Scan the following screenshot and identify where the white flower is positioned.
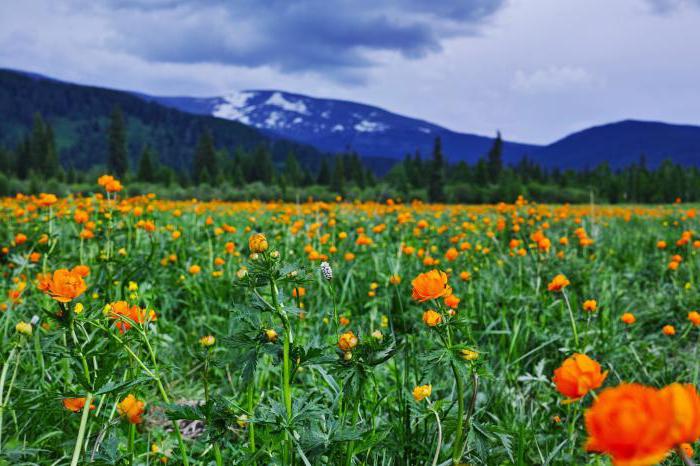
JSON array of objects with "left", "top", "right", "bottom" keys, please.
[{"left": 320, "top": 261, "right": 333, "bottom": 280}]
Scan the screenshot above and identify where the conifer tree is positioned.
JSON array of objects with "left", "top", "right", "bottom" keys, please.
[
  {"left": 108, "top": 106, "right": 128, "bottom": 176},
  {"left": 138, "top": 145, "right": 157, "bottom": 182},
  {"left": 428, "top": 137, "right": 446, "bottom": 203},
  {"left": 193, "top": 130, "right": 217, "bottom": 183}
]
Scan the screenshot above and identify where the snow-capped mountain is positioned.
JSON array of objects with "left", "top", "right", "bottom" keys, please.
[{"left": 150, "top": 90, "right": 541, "bottom": 163}]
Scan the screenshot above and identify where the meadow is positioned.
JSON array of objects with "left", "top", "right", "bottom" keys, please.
[{"left": 0, "top": 175, "right": 699, "bottom": 465}]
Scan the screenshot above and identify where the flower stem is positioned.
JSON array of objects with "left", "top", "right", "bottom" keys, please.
[
  {"left": 563, "top": 291, "right": 579, "bottom": 349},
  {"left": 450, "top": 361, "right": 465, "bottom": 464},
  {"left": 70, "top": 392, "right": 93, "bottom": 466},
  {"left": 428, "top": 403, "right": 443, "bottom": 466}
]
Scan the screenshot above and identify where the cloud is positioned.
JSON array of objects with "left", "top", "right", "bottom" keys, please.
[
  {"left": 645, "top": 0, "right": 700, "bottom": 13},
  {"left": 83, "top": 0, "right": 506, "bottom": 82},
  {"left": 510, "top": 66, "right": 600, "bottom": 94}
]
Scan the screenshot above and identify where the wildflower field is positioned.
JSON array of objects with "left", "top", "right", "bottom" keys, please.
[{"left": 1, "top": 178, "right": 700, "bottom": 466}]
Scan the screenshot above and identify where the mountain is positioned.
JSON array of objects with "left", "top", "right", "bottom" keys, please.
[
  {"left": 146, "top": 90, "right": 541, "bottom": 164},
  {"left": 529, "top": 120, "right": 700, "bottom": 169},
  {"left": 0, "top": 69, "right": 336, "bottom": 173}
]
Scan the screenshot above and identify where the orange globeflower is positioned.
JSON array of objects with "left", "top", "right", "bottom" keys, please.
[
  {"left": 411, "top": 270, "right": 452, "bottom": 302},
  {"left": 72, "top": 264, "right": 90, "bottom": 277},
  {"left": 621, "top": 312, "right": 636, "bottom": 324},
  {"left": 661, "top": 383, "right": 700, "bottom": 446},
  {"left": 688, "top": 311, "right": 700, "bottom": 326},
  {"left": 14, "top": 233, "right": 27, "bottom": 245},
  {"left": 552, "top": 353, "right": 608, "bottom": 400},
  {"left": 38, "top": 269, "right": 87, "bottom": 303},
  {"left": 63, "top": 397, "right": 95, "bottom": 413},
  {"left": 338, "top": 331, "right": 358, "bottom": 352},
  {"left": 422, "top": 309, "right": 442, "bottom": 327},
  {"left": 412, "top": 384, "right": 432, "bottom": 402},
  {"left": 662, "top": 325, "right": 676, "bottom": 336},
  {"left": 248, "top": 233, "right": 268, "bottom": 253},
  {"left": 585, "top": 383, "right": 675, "bottom": 466},
  {"left": 118, "top": 394, "right": 145, "bottom": 424},
  {"left": 107, "top": 301, "right": 156, "bottom": 333},
  {"left": 37, "top": 193, "right": 58, "bottom": 207},
  {"left": 547, "top": 274, "right": 570, "bottom": 292},
  {"left": 444, "top": 294, "right": 460, "bottom": 309},
  {"left": 582, "top": 300, "right": 597, "bottom": 312}
]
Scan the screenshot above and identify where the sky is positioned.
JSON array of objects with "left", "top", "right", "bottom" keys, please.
[{"left": 1, "top": 0, "right": 699, "bottom": 144}]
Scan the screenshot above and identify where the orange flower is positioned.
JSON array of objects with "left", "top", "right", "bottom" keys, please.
[
  {"left": 444, "top": 294, "right": 460, "bottom": 309},
  {"left": 688, "top": 311, "right": 700, "bottom": 326},
  {"left": 585, "top": 384, "right": 675, "bottom": 466},
  {"left": 38, "top": 269, "right": 87, "bottom": 303},
  {"left": 662, "top": 325, "right": 676, "bottom": 336},
  {"left": 661, "top": 383, "right": 700, "bottom": 446},
  {"left": 621, "top": 312, "right": 636, "bottom": 324},
  {"left": 339, "top": 316, "right": 350, "bottom": 326},
  {"left": 14, "top": 233, "right": 27, "bottom": 245},
  {"left": 444, "top": 247, "right": 459, "bottom": 261},
  {"left": 72, "top": 265, "right": 90, "bottom": 277},
  {"left": 582, "top": 299, "right": 597, "bottom": 312},
  {"left": 63, "top": 397, "right": 95, "bottom": 413},
  {"left": 248, "top": 233, "right": 268, "bottom": 253},
  {"left": 412, "top": 384, "right": 432, "bottom": 402},
  {"left": 422, "top": 309, "right": 442, "bottom": 327},
  {"left": 188, "top": 265, "right": 201, "bottom": 275},
  {"left": 411, "top": 270, "right": 452, "bottom": 302},
  {"left": 657, "top": 240, "right": 667, "bottom": 249},
  {"left": 337, "top": 331, "right": 358, "bottom": 352},
  {"left": 118, "top": 394, "right": 145, "bottom": 424},
  {"left": 292, "top": 287, "right": 306, "bottom": 298},
  {"left": 107, "top": 301, "right": 156, "bottom": 333},
  {"left": 37, "top": 193, "right": 58, "bottom": 207},
  {"left": 552, "top": 353, "right": 607, "bottom": 400},
  {"left": 547, "top": 274, "right": 570, "bottom": 292}
]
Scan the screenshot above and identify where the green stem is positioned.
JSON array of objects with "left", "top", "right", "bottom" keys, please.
[
  {"left": 269, "top": 278, "right": 293, "bottom": 464},
  {"left": 429, "top": 404, "right": 443, "bottom": 466},
  {"left": 247, "top": 383, "right": 256, "bottom": 456},
  {"left": 562, "top": 291, "right": 579, "bottom": 349},
  {"left": 450, "top": 362, "right": 465, "bottom": 465},
  {"left": 70, "top": 392, "right": 93, "bottom": 466},
  {"left": 0, "top": 347, "right": 17, "bottom": 454}
]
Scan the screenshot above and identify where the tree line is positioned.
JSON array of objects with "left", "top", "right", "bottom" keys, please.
[{"left": 1, "top": 107, "right": 699, "bottom": 203}]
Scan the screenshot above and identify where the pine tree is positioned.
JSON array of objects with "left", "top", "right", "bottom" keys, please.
[
  {"left": 251, "top": 146, "right": 274, "bottom": 183},
  {"left": 487, "top": 131, "right": 503, "bottom": 183},
  {"left": 317, "top": 158, "right": 331, "bottom": 185},
  {"left": 15, "top": 137, "right": 31, "bottom": 179},
  {"left": 137, "top": 145, "right": 157, "bottom": 182},
  {"left": 285, "top": 152, "right": 303, "bottom": 186},
  {"left": 43, "top": 124, "right": 61, "bottom": 177},
  {"left": 192, "top": 130, "right": 217, "bottom": 183},
  {"left": 108, "top": 106, "right": 128, "bottom": 177},
  {"left": 428, "top": 137, "right": 446, "bottom": 203},
  {"left": 331, "top": 156, "right": 345, "bottom": 195}
]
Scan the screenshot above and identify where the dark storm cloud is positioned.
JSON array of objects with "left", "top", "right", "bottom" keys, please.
[{"left": 92, "top": 0, "right": 505, "bottom": 80}]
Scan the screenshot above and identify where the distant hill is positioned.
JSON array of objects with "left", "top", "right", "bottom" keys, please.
[
  {"left": 146, "top": 90, "right": 541, "bottom": 164},
  {"left": 0, "top": 69, "right": 340, "bottom": 174},
  {"left": 529, "top": 120, "right": 700, "bottom": 169},
  {"left": 2, "top": 68, "right": 700, "bottom": 174}
]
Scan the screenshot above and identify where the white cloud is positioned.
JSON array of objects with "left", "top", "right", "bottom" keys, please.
[{"left": 511, "top": 66, "right": 601, "bottom": 94}]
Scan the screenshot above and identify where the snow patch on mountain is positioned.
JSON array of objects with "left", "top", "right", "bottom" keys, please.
[
  {"left": 354, "top": 120, "right": 387, "bottom": 132},
  {"left": 212, "top": 91, "right": 258, "bottom": 124},
  {"left": 265, "top": 92, "right": 308, "bottom": 114}
]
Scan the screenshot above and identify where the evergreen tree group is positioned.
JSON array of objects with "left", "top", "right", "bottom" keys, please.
[{"left": 2, "top": 107, "right": 700, "bottom": 204}]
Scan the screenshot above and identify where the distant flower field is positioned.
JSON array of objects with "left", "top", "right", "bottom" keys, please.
[{"left": 1, "top": 177, "right": 699, "bottom": 465}]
